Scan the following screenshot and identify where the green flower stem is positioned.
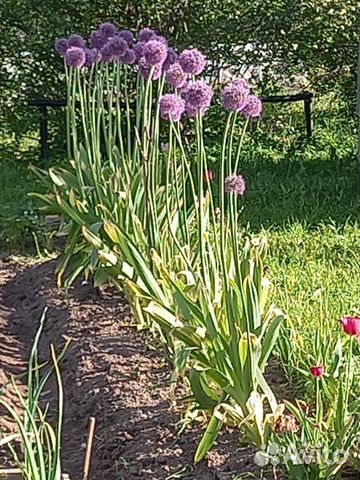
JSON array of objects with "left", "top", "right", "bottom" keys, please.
[
  {"left": 344, "top": 336, "right": 354, "bottom": 418},
  {"left": 115, "top": 61, "right": 126, "bottom": 169},
  {"left": 65, "top": 61, "right": 71, "bottom": 160},
  {"left": 124, "top": 65, "right": 132, "bottom": 164}
]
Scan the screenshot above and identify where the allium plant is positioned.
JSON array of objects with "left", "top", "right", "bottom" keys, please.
[{"left": 34, "top": 23, "right": 280, "bottom": 465}]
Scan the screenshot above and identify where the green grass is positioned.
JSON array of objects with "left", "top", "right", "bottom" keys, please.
[
  {"left": 237, "top": 95, "right": 359, "bottom": 392},
  {"left": 0, "top": 140, "right": 51, "bottom": 253}
]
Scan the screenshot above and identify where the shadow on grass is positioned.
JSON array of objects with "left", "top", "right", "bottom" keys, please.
[{"left": 240, "top": 150, "right": 359, "bottom": 230}]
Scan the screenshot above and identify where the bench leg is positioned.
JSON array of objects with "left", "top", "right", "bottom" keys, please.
[{"left": 40, "top": 105, "right": 48, "bottom": 159}]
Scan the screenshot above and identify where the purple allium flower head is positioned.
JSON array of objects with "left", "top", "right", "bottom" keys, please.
[
  {"left": 84, "top": 48, "right": 98, "bottom": 68},
  {"left": 100, "top": 44, "right": 113, "bottom": 63},
  {"left": 221, "top": 79, "right": 250, "bottom": 112},
  {"left": 66, "top": 46, "right": 86, "bottom": 68},
  {"left": 138, "top": 27, "right": 155, "bottom": 43},
  {"left": 241, "top": 94, "right": 263, "bottom": 118},
  {"left": 119, "top": 29, "right": 134, "bottom": 45},
  {"left": 184, "top": 80, "right": 213, "bottom": 110},
  {"left": 179, "top": 48, "right": 206, "bottom": 75},
  {"left": 108, "top": 35, "right": 128, "bottom": 58},
  {"left": 186, "top": 103, "right": 209, "bottom": 118},
  {"left": 67, "top": 34, "right": 86, "bottom": 49},
  {"left": 121, "top": 49, "right": 136, "bottom": 65},
  {"left": 154, "top": 35, "right": 168, "bottom": 46},
  {"left": 165, "top": 63, "right": 187, "bottom": 88},
  {"left": 160, "top": 94, "right": 185, "bottom": 122},
  {"left": 99, "top": 22, "right": 117, "bottom": 39},
  {"left": 163, "top": 47, "right": 178, "bottom": 71},
  {"left": 224, "top": 174, "right": 246, "bottom": 196},
  {"left": 133, "top": 41, "right": 146, "bottom": 61},
  {"left": 178, "top": 81, "right": 190, "bottom": 94},
  {"left": 90, "top": 30, "right": 107, "bottom": 49},
  {"left": 161, "top": 142, "right": 169, "bottom": 153},
  {"left": 143, "top": 39, "right": 168, "bottom": 65},
  {"left": 232, "top": 78, "right": 250, "bottom": 90},
  {"left": 55, "top": 37, "right": 68, "bottom": 55},
  {"left": 138, "top": 58, "right": 162, "bottom": 80}
]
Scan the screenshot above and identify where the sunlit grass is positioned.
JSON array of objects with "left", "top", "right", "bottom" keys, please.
[{"left": 237, "top": 96, "right": 359, "bottom": 394}]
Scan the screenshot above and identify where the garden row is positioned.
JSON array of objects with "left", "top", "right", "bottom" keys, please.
[{"left": 4, "top": 22, "right": 359, "bottom": 479}]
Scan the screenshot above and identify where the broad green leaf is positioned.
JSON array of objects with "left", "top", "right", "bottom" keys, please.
[
  {"left": 259, "top": 313, "right": 284, "bottom": 371},
  {"left": 189, "top": 369, "right": 218, "bottom": 409},
  {"left": 194, "top": 413, "right": 223, "bottom": 463}
]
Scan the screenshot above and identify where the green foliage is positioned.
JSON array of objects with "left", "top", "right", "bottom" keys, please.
[
  {"left": 30, "top": 47, "right": 287, "bottom": 464},
  {"left": 0, "top": 156, "right": 53, "bottom": 253},
  {"left": 0, "top": 0, "right": 357, "bottom": 145},
  {"left": 270, "top": 337, "right": 360, "bottom": 479}
]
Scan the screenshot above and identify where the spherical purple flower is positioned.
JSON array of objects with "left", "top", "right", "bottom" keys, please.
[
  {"left": 161, "top": 142, "right": 169, "bottom": 153},
  {"left": 133, "top": 41, "right": 146, "bottom": 61},
  {"left": 54, "top": 37, "right": 68, "bottom": 55},
  {"left": 143, "top": 39, "right": 168, "bottom": 66},
  {"left": 108, "top": 36, "right": 128, "bottom": 58},
  {"left": 121, "top": 49, "right": 136, "bottom": 65},
  {"left": 165, "top": 63, "right": 187, "bottom": 88},
  {"left": 184, "top": 80, "right": 213, "bottom": 110},
  {"left": 99, "top": 22, "right": 117, "bottom": 39},
  {"left": 221, "top": 80, "right": 250, "bottom": 112},
  {"left": 90, "top": 30, "right": 107, "bottom": 49},
  {"left": 241, "top": 95, "right": 263, "bottom": 118},
  {"left": 224, "top": 174, "right": 246, "bottom": 196},
  {"left": 65, "top": 46, "right": 86, "bottom": 68},
  {"left": 232, "top": 78, "right": 250, "bottom": 90},
  {"left": 160, "top": 94, "right": 185, "bottom": 122},
  {"left": 178, "top": 81, "right": 190, "bottom": 94},
  {"left": 119, "top": 29, "right": 134, "bottom": 44},
  {"left": 154, "top": 35, "right": 168, "bottom": 46},
  {"left": 138, "top": 58, "right": 162, "bottom": 80},
  {"left": 186, "top": 103, "right": 209, "bottom": 118},
  {"left": 179, "top": 48, "right": 206, "bottom": 75},
  {"left": 138, "top": 28, "right": 155, "bottom": 43},
  {"left": 100, "top": 44, "right": 113, "bottom": 63},
  {"left": 84, "top": 48, "right": 98, "bottom": 68},
  {"left": 67, "top": 34, "right": 86, "bottom": 49},
  {"left": 163, "top": 47, "right": 178, "bottom": 71}
]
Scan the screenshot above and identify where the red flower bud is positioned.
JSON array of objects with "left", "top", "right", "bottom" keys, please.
[
  {"left": 310, "top": 366, "right": 324, "bottom": 378},
  {"left": 340, "top": 316, "right": 360, "bottom": 337}
]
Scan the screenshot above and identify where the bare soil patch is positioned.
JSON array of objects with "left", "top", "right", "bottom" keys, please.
[{"left": 0, "top": 258, "right": 265, "bottom": 480}]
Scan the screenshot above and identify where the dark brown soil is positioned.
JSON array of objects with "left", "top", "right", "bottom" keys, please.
[{"left": 0, "top": 258, "right": 270, "bottom": 480}]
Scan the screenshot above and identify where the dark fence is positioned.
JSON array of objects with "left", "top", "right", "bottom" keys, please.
[{"left": 28, "top": 91, "right": 314, "bottom": 159}]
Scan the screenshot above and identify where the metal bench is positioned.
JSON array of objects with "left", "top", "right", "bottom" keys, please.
[{"left": 28, "top": 91, "right": 313, "bottom": 159}]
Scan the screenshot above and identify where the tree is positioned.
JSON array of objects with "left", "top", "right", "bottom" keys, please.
[{"left": 0, "top": 0, "right": 357, "bottom": 145}]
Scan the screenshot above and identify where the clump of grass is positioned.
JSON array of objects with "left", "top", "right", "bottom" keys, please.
[{"left": 0, "top": 157, "right": 52, "bottom": 253}]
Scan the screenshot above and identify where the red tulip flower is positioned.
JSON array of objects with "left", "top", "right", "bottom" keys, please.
[
  {"left": 340, "top": 316, "right": 360, "bottom": 337},
  {"left": 203, "top": 169, "right": 215, "bottom": 183},
  {"left": 310, "top": 366, "right": 324, "bottom": 379}
]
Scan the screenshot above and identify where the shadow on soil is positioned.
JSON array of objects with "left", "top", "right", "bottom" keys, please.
[{"left": 0, "top": 259, "right": 261, "bottom": 480}]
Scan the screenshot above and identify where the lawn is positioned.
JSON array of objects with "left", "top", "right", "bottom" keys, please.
[{"left": 239, "top": 96, "right": 359, "bottom": 392}]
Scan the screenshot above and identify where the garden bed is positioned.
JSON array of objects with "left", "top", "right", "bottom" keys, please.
[{"left": 0, "top": 258, "right": 264, "bottom": 480}]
